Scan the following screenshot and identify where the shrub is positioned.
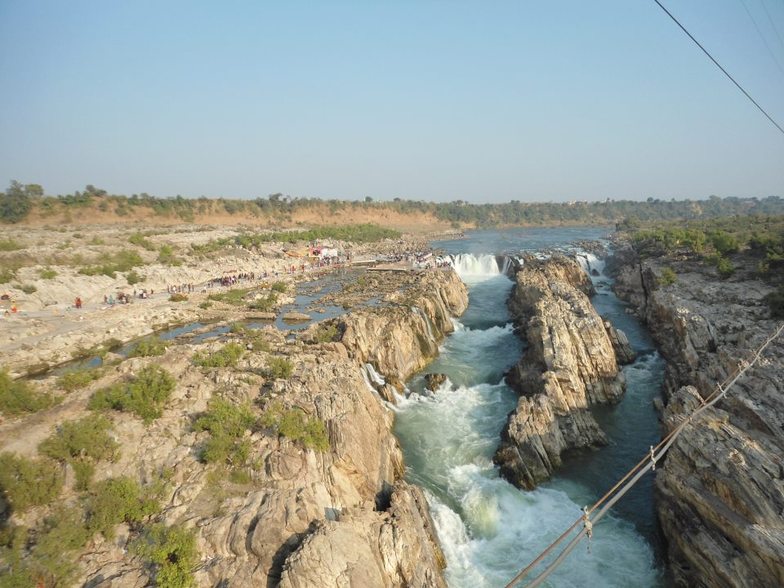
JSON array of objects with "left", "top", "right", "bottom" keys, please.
[
  {"left": 130, "top": 336, "right": 168, "bottom": 357},
  {"left": 194, "top": 398, "right": 256, "bottom": 466},
  {"left": 198, "top": 301, "right": 212, "bottom": 309},
  {"left": 89, "top": 365, "right": 176, "bottom": 423},
  {"left": 0, "top": 370, "right": 58, "bottom": 416},
  {"left": 132, "top": 524, "right": 197, "bottom": 588},
  {"left": 1, "top": 507, "right": 91, "bottom": 587},
  {"left": 716, "top": 256, "right": 735, "bottom": 279},
  {"left": 128, "top": 232, "right": 156, "bottom": 251},
  {"left": 229, "top": 324, "right": 271, "bottom": 351},
  {"left": 192, "top": 343, "right": 244, "bottom": 368},
  {"left": 313, "top": 323, "right": 340, "bottom": 343},
  {"left": 270, "top": 281, "right": 287, "bottom": 293},
  {"left": 0, "top": 453, "right": 63, "bottom": 511},
  {"left": 709, "top": 230, "right": 739, "bottom": 255},
  {"left": 126, "top": 269, "right": 144, "bottom": 284},
  {"left": 157, "top": 244, "right": 182, "bottom": 266},
  {"left": 38, "top": 267, "right": 57, "bottom": 279},
  {"left": 86, "top": 477, "right": 161, "bottom": 539},
  {"left": 265, "top": 356, "right": 293, "bottom": 379},
  {"left": 39, "top": 414, "right": 118, "bottom": 489},
  {"left": 169, "top": 293, "right": 188, "bottom": 302},
  {"left": 260, "top": 403, "right": 329, "bottom": 451},
  {"left": 658, "top": 267, "right": 677, "bottom": 286},
  {"left": 248, "top": 293, "right": 277, "bottom": 311},
  {"left": 57, "top": 367, "right": 102, "bottom": 392},
  {"left": 19, "top": 284, "right": 36, "bottom": 294}
]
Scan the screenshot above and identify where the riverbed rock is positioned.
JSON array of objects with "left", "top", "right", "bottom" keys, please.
[
  {"left": 495, "top": 255, "right": 625, "bottom": 489},
  {"left": 609, "top": 247, "right": 784, "bottom": 588},
  {"left": 424, "top": 373, "right": 448, "bottom": 392}
]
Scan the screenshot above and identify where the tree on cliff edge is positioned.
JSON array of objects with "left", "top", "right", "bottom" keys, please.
[{"left": 0, "top": 180, "right": 40, "bottom": 223}]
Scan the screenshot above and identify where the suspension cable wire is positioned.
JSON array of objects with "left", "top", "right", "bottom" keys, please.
[
  {"left": 504, "top": 322, "right": 784, "bottom": 588},
  {"left": 652, "top": 0, "right": 784, "bottom": 136},
  {"left": 760, "top": 0, "right": 784, "bottom": 52},
  {"left": 739, "top": 0, "right": 784, "bottom": 79}
]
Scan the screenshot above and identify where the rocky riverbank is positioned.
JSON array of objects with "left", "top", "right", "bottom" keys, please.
[
  {"left": 609, "top": 243, "right": 784, "bottom": 588},
  {"left": 0, "top": 268, "right": 467, "bottom": 587},
  {"left": 494, "top": 255, "right": 632, "bottom": 489}
]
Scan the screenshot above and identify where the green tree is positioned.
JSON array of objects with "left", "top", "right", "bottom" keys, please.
[{"left": 0, "top": 181, "right": 34, "bottom": 223}]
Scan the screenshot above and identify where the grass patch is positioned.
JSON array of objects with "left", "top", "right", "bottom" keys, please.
[
  {"left": 57, "top": 367, "right": 103, "bottom": 392},
  {"left": 192, "top": 342, "right": 244, "bottom": 368},
  {"left": 78, "top": 250, "right": 144, "bottom": 278},
  {"left": 0, "top": 369, "right": 59, "bottom": 416},
  {"left": 229, "top": 323, "right": 271, "bottom": 351},
  {"left": 0, "top": 238, "right": 22, "bottom": 252},
  {"left": 0, "top": 268, "right": 15, "bottom": 283},
  {"left": 208, "top": 287, "right": 250, "bottom": 306},
  {"left": 0, "top": 453, "right": 63, "bottom": 512},
  {"left": 39, "top": 414, "right": 119, "bottom": 490},
  {"left": 198, "top": 301, "right": 212, "bottom": 309},
  {"left": 260, "top": 402, "right": 329, "bottom": 451},
  {"left": 89, "top": 365, "right": 176, "bottom": 423},
  {"left": 38, "top": 267, "right": 57, "bottom": 279},
  {"left": 194, "top": 398, "right": 256, "bottom": 466},
  {"left": 128, "top": 232, "right": 156, "bottom": 251},
  {"left": 132, "top": 524, "right": 197, "bottom": 588},
  {"left": 129, "top": 336, "right": 168, "bottom": 357},
  {"left": 265, "top": 356, "right": 293, "bottom": 379},
  {"left": 270, "top": 281, "right": 287, "bottom": 293},
  {"left": 170, "top": 292, "right": 188, "bottom": 302},
  {"left": 248, "top": 292, "right": 277, "bottom": 311},
  {"left": 658, "top": 267, "right": 677, "bottom": 286}
]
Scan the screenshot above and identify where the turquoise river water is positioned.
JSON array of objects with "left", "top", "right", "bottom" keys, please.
[{"left": 393, "top": 228, "right": 665, "bottom": 587}]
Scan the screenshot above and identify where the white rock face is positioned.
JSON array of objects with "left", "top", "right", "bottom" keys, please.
[{"left": 495, "top": 256, "right": 626, "bottom": 489}]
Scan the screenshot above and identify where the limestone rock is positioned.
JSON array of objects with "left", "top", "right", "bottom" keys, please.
[{"left": 495, "top": 255, "right": 624, "bottom": 489}]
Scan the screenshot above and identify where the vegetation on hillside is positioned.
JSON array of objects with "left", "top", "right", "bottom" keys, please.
[
  {"left": 5, "top": 180, "right": 784, "bottom": 228},
  {"left": 89, "top": 365, "right": 176, "bottom": 423}
]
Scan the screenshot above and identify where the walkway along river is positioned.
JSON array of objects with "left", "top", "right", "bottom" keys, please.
[{"left": 393, "top": 228, "right": 665, "bottom": 587}]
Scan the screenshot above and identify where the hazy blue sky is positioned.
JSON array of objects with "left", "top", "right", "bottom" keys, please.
[{"left": 1, "top": 0, "right": 782, "bottom": 202}]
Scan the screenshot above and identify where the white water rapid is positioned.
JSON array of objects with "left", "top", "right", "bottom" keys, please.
[{"left": 395, "top": 244, "right": 663, "bottom": 587}]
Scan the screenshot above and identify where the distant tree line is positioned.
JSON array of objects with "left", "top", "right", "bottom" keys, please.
[{"left": 2, "top": 180, "right": 783, "bottom": 226}]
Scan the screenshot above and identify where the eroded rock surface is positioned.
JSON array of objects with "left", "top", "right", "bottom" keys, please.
[
  {"left": 494, "top": 256, "right": 627, "bottom": 489},
  {"left": 0, "top": 268, "right": 467, "bottom": 587},
  {"left": 611, "top": 245, "right": 784, "bottom": 588}
]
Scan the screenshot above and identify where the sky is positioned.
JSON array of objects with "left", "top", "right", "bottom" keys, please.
[{"left": 0, "top": 0, "right": 783, "bottom": 203}]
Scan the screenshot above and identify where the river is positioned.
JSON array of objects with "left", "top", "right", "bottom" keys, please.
[{"left": 393, "top": 228, "right": 664, "bottom": 587}]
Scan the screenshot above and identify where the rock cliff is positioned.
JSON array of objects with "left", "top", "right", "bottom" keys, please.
[
  {"left": 0, "top": 269, "right": 466, "bottom": 587},
  {"left": 611, "top": 245, "right": 784, "bottom": 588},
  {"left": 494, "top": 256, "right": 628, "bottom": 489}
]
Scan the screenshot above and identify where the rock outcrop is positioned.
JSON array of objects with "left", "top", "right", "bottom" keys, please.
[
  {"left": 611, "top": 245, "right": 784, "bottom": 588},
  {"left": 494, "top": 256, "right": 627, "bottom": 489},
  {"left": 1, "top": 268, "right": 468, "bottom": 587}
]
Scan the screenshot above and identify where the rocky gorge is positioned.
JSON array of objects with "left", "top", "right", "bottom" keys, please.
[
  {"left": 493, "top": 255, "right": 634, "bottom": 490},
  {"left": 609, "top": 243, "right": 784, "bottom": 587},
  {"left": 0, "top": 268, "right": 468, "bottom": 587}
]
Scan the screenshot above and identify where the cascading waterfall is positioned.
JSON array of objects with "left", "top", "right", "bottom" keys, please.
[{"left": 395, "top": 228, "right": 664, "bottom": 587}]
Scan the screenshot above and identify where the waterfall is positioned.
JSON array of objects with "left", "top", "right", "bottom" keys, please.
[{"left": 449, "top": 254, "right": 502, "bottom": 278}]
